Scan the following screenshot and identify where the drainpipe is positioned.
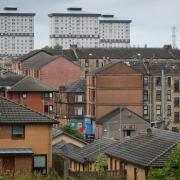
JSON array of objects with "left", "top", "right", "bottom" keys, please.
[{"left": 161, "top": 70, "right": 165, "bottom": 129}]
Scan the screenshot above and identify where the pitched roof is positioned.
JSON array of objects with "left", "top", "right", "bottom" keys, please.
[
  {"left": 22, "top": 51, "right": 56, "bottom": 69},
  {"left": 97, "top": 106, "right": 150, "bottom": 125},
  {"left": 63, "top": 79, "right": 86, "bottom": 92},
  {"left": 0, "top": 96, "right": 57, "bottom": 124},
  {"left": 9, "top": 76, "right": 56, "bottom": 92},
  {"left": 74, "top": 47, "right": 175, "bottom": 59},
  {"left": 65, "top": 138, "right": 117, "bottom": 163},
  {"left": 105, "top": 128, "right": 180, "bottom": 168},
  {"left": 0, "top": 72, "right": 24, "bottom": 87},
  {"left": 52, "top": 128, "right": 87, "bottom": 145},
  {"left": 53, "top": 141, "right": 80, "bottom": 157},
  {"left": 128, "top": 61, "right": 180, "bottom": 75}
]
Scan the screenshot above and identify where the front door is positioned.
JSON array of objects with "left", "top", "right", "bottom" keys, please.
[{"left": 3, "top": 157, "right": 15, "bottom": 172}]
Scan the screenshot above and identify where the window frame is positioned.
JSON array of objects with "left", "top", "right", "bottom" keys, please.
[
  {"left": 174, "top": 112, "right": 180, "bottom": 123},
  {"left": 44, "top": 92, "right": 53, "bottom": 99},
  {"left": 156, "top": 90, "right": 161, "bottom": 101},
  {"left": 156, "top": 105, "right": 161, "bottom": 116},
  {"left": 174, "top": 80, "right": 179, "bottom": 92},
  {"left": 12, "top": 125, "right": 25, "bottom": 139},
  {"left": 156, "top": 77, "right": 161, "bottom": 86},
  {"left": 174, "top": 97, "right": 179, "bottom": 108},
  {"left": 143, "top": 90, "right": 148, "bottom": 101},
  {"left": 143, "top": 105, "right": 149, "bottom": 116},
  {"left": 32, "top": 155, "right": 47, "bottom": 175}
]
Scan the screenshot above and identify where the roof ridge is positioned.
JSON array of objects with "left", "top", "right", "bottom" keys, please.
[
  {"left": 147, "top": 142, "right": 178, "bottom": 166},
  {"left": 0, "top": 96, "right": 57, "bottom": 124}
]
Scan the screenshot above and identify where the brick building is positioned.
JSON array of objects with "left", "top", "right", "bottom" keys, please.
[
  {"left": 55, "top": 79, "right": 86, "bottom": 128},
  {"left": 86, "top": 62, "right": 143, "bottom": 121},
  {"left": 0, "top": 72, "right": 56, "bottom": 118},
  {"left": 128, "top": 60, "right": 180, "bottom": 132},
  {"left": 21, "top": 52, "right": 82, "bottom": 89}
]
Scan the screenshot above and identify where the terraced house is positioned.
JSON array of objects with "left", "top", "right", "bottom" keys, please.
[
  {"left": 105, "top": 128, "right": 180, "bottom": 180},
  {"left": 0, "top": 96, "right": 57, "bottom": 173}
]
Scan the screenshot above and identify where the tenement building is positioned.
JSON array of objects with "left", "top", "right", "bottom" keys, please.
[
  {"left": 48, "top": 8, "right": 131, "bottom": 49},
  {"left": 0, "top": 7, "right": 35, "bottom": 59}
]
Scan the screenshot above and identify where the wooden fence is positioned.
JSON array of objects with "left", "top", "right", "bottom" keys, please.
[{"left": 68, "top": 170, "right": 126, "bottom": 180}]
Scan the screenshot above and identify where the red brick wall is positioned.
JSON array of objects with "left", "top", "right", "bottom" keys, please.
[
  {"left": 7, "top": 92, "right": 54, "bottom": 115},
  {"left": 40, "top": 57, "right": 82, "bottom": 88}
]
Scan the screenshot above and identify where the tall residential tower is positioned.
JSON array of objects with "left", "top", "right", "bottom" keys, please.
[
  {"left": 48, "top": 8, "right": 131, "bottom": 49},
  {"left": 0, "top": 7, "right": 35, "bottom": 59}
]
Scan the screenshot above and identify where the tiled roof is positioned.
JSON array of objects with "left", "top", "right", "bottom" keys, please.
[
  {"left": 65, "top": 138, "right": 117, "bottom": 163},
  {"left": 52, "top": 128, "right": 87, "bottom": 144},
  {"left": 53, "top": 141, "right": 80, "bottom": 157},
  {"left": 128, "top": 61, "right": 180, "bottom": 75},
  {"left": 97, "top": 106, "right": 150, "bottom": 125},
  {"left": 0, "top": 148, "right": 32, "bottom": 154},
  {"left": 74, "top": 47, "right": 176, "bottom": 59},
  {"left": 105, "top": 128, "right": 180, "bottom": 167},
  {"left": 22, "top": 51, "right": 57, "bottom": 69},
  {"left": 0, "top": 96, "right": 57, "bottom": 124},
  {"left": 64, "top": 79, "right": 86, "bottom": 92},
  {"left": 0, "top": 72, "right": 24, "bottom": 87},
  {"left": 9, "top": 76, "right": 56, "bottom": 92},
  {"left": 91, "top": 61, "right": 180, "bottom": 76}
]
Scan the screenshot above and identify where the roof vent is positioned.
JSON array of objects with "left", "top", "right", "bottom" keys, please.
[{"left": 147, "top": 128, "right": 152, "bottom": 136}]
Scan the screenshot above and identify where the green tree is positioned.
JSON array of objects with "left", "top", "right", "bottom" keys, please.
[
  {"left": 92, "top": 153, "right": 108, "bottom": 172},
  {"left": 148, "top": 143, "right": 180, "bottom": 180},
  {"left": 60, "top": 125, "right": 84, "bottom": 140}
]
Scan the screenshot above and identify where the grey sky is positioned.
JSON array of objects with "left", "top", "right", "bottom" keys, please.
[{"left": 1, "top": 0, "right": 180, "bottom": 49}]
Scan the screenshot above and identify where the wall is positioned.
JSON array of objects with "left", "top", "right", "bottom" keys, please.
[
  {"left": 7, "top": 92, "right": 54, "bottom": 117},
  {"left": 52, "top": 134, "right": 86, "bottom": 147},
  {"left": 0, "top": 124, "right": 53, "bottom": 172},
  {"left": 40, "top": 57, "right": 82, "bottom": 89}
]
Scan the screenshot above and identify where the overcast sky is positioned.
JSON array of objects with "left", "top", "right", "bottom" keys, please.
[{"left": 1, "top": 0, "right": 180, "bottom": 49}]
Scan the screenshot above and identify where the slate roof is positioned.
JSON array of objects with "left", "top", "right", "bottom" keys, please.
[
  {"left": 0, "top": 72, "right": 24, "bottom": 87},
  {"left": 65, "top": 138, "right": 117, "bottom": 163},
  {"left": 0, "top": 148, "right": 32, "bottom": 155},
  {"left": 9, "top": 76, "right": 55, "bottom": 92},
  {"left": 74, "top": 47, "right": 176, "bottom": 59},
  {"left": 52, "top": 128, "right": 87, "bottom": 145},
  {"left": 91, "top": 60, "right": 180, "bottom": 76},
  {"left": 22, "top": 51, "right": 57, "bottom": 69},
  {"left": 53, "top": 141, "right": 80, "bottom": 157},
  {"left": 64, "top": 79, "right": 86, "bottom": 92},
  {"left": 97, "top": 106, "right": 150, "bottom": 125},
  {"left": 128, "top": 61, "right": 180, "bottom": 75},
  {"left": 105, "top": 128, "right": 180, "bottom": 168},
  {"left": 0, "top": 96, "right": 57, "bottom": 124}
]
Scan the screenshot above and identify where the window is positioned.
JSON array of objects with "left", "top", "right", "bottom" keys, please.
[
  {"left": 75, "top": 106, "right": 83, "bottom": 115},
  {"left": 168, "top": 77, "right": 171, "bottom": 87},
  {"left": 85, "top": 59, "right": 89, "bottom": 67},
  {"left": 33, "top": 155, "right": 47, "bottom": 174},
  {"left": 174, "top": 112, "right": 180, "bottom": 122},
  {"left": 96, "top": 60, "right": 99, "bottom": 67},
  {"left": 44, "top": 105, "right": 53, "bottom": 113},
  {"left": 12, "top": 125, "right": 25, "bottom": 139},
  {"left": 143, "top": 105, "right": 148, "bottom": 116},
  {"left": 174, "top": 97, "right": 179, "bottom": 108},
  {"left": 44, "top": 92, "right": 53, "bottom": 99},
  {"left": 156, "top": 90, "right": 161, "bottom": 101},
  {"left": 143, "top": 90, "right": 148, "bottom": 101},
  {"left": 174, "top": 80, "right": 179, "bottom": 92},
  {"left": 156, "top": 77, "right": 161, "bottom": 86},
  {"left": 156, "top": 105, "right": 161, "bottom": 116},
  {"left": 167, "top": 90, "right": 171, "bottom": 101},
  {"left": 75, "top": 95, "right": 83, "bottom": 102},
  {"left": 167, "top": 105, "right": 171, "bottom": 116},
  {"left": 21, "top": 92, "right": 27, "bottom": 99}
]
